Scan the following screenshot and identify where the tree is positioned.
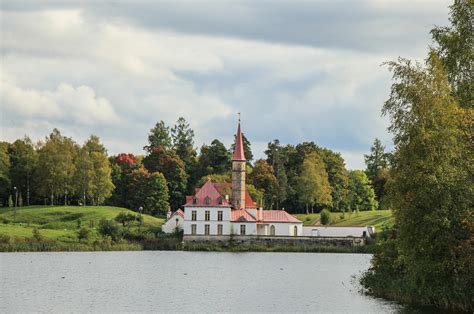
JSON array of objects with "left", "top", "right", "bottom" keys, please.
[
  {"left": 265, "top": 140, "right": 288, "bottom": 209},
  {"left": 143, "top": 146, "right": 187, "bottom": 209},
  {"left": 115, "top": 211, "right": 140, "bottom": 227},
  {"left": 231, "top": 132, "right": 253, "bottom": 163},
  {"left": 431, "top": 0, "right": 473, "bottom": 108},
  {"left": 144, "top": 120, "right": 172, "bottom": 152},
  {"left": 362, "top": 44, "right": 473, "bottom": 311},
  {"left": 74, "top": 146, "right": 94, "bottom": 205},
  {"left": 7, "top": 137, "right": 37, "bottom": 206},
  {"left": 248, "top": 160, "right": 278, "bottom": 208},
  {"left": 0, "top": 142, "right": 11, "bottom": 207},
  {"left": 198, "top": 139, "right": 231, "bottom": 177},
  {"left": 364, "top": 139, "right": 389, "bottom": 179},
  {"left": 320, "top": 209, "right": 331, "bottom": 225},
  {"left": 347, "top": 170, "right": 378, "bottom": 212},
  {"left": 318, "top": 148, "right": 349, "bottom": 212},
  {"left": 127, "top": 168, "right": 169, "bottom": 216},
  {"left": 35, "top": 129, "right": 77, "bottom": 205},
  {"left": 171, "top": 117, "right": 196, "bottom": 168},
  {"left": 84, "top": 136, "right": 114, "bottom": 205},
  {"left": 296, "top": 152, "right": 332, "bottom": 213}
]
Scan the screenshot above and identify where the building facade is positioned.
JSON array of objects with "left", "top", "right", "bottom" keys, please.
[{"left": 179, "top": 119, "right": 303, "bottom": 238}]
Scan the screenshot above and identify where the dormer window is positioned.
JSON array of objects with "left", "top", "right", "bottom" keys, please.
[
  {"left": 204, "top": 196, "right": 210, "bottom": 205},
  {"left": 217, "top": 197, "right": 223, "bottom": 205},
  {"left": 192, "top": 197, "right": 198, "bottom": 205}
]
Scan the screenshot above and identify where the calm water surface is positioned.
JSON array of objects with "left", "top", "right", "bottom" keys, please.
[{"left": 0, "top": 251, "right": 402, "bottom": 313}]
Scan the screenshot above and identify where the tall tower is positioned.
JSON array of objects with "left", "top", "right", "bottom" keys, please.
[{"left": 232, "top": 114, "right": 246, "bottom": 209}]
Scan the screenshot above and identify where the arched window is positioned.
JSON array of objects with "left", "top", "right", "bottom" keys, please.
[
  {"left": 204, "top": 196, "right": 210, "bottom": 205},
  {"left": 293, "top": 226, "right": 298, "bottom": 236},
  {"left": 270, "top": 225, "right": 275, "bottom": 236}
]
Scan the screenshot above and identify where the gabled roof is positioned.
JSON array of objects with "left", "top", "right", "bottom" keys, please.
[
  {"left": 232, "top": 122, "right": 245, "bottom": 161},
  {"left": 184, "top": 180, "right": 230, "bottom": 206},
  {"left": 213, "top": 182, "right": 257, "bottom": 209},
  {"left": 168, "top": 209, "right": 184, "bottom": 220},
  {"left": 231, "top": 209, "right": 256, "bottom": 222}
]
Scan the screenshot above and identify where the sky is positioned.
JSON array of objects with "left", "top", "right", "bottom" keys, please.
[{"left": 0, "top": 0, "right": 451, "bottom": 169}]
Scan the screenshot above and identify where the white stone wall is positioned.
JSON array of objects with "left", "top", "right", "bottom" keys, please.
[
  {"left": 302, "top": 226, "right": 373, "bottom": 237},
  {"left": 182, "top": 206, "right": 232, "bottom": 235},
  {"left": 162, "top": 214, "right": 184, "bottom": 233}
]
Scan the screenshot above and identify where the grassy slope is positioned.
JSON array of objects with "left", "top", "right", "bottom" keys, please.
[
  {"left": 0, "top": 206, "right": 164, "bottom": 241},
  {"left": 296, "top": 210, "right": 394, "bottom": 230}
]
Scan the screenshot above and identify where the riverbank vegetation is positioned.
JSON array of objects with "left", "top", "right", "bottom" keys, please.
[
  {"left": 361, "top": 1, "right": 473, "bottom": 312},
  {"left": 296, "top": 209, "right": 394, "bottom": 230}
]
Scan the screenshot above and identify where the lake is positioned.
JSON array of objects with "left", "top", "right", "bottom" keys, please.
[{"left": 1, "top": 251, "right": 401, "bottom": 313}]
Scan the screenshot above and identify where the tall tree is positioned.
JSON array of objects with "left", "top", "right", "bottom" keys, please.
[
  {"left": 431, "top": 0, "right": 473, "bottom": 108},
  {"left": 8, "top": 137, "right": 37, "bottom": 206},
  {"left": 171, "top": 117, "right": 196, "bottom": 167},
  {"left": 144, "top": 120, "right": 172, "bottom": 152},
  {"left": 128, "top": 168, "right": 169, "bottom": 216},
  {"left": 0, "top": 142, "right": 11, "bottom": 207},
  {"left": 296, "top": 152, "right": 332, "bottom": 213},
  {"left": 363, "top": 52, "right": 473, "bottom": 311},
  {"left": 143, "top": 146, "right": 187, "bottom": 209},
  {"left": 318, "top": 148, "right": 349, "bottom": 212},
  {"left": 84, "top": 136, "right": 114, "bottom": 205},
  {"left": 248, "top": 159, "right": 278, "bottom": 209},
  {"left": 364, "top": 138, "right": 389, "bottom": 181},
  {"left": 74, "top": 146, "right": 93, "bottom": 205},
  {"left": 265, "top": 140, "right": 288, "bottom": 208},
  {"left": 347, "top": 170, "right": 378, "bottom": 212},
  {"left": 198, "top": 139, "right": 231, "bottom": 177}
]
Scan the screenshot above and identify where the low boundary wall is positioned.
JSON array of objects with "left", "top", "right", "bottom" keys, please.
[{"left": 183, "top": 235, "right": 366, "bottom": 247}]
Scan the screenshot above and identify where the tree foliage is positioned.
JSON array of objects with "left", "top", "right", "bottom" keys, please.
[
  {"left": 144, "top": 120, "right": 172, "bottom": 152},
  {"left": 347, "top": 170, "right": 378, "bottom": 211}
]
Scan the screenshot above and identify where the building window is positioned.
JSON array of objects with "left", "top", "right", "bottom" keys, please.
[
  {"left": 204, "top": 196, "right": 210, "bottom": 205},
  {"left": 217, "top": 224, "right": 223, "bottom": 235},
  {"left": 204, "top": 224, "right": 210, "bottom": 235},
  {"left": 205, "top": 210, "right": 210, "bottom": 221},
  {"left": 294, "top": 225, "right": 298, "bottom": 236},
  {"left": 240, "top": 225, "right": 246, "bottom": 235},
  {"left": 175, "top": 218, "right": 179, "bottom": 226},
  {"left": 192, "top": 197, "right": 197, "bottom": 204},
  {"left": 191, "top": 211, "right": 197, "bottom": 221},
  {"left": 217, "top": 211, "right": 223, "bottom": 221},
  {"left": 217, "top": 197, "right": 223, "bottom": 205},
  {"left": 191, "top": 224, "right": 197, "bottom": 235},
  {"left": 270, "top": 225, "right": 275, "bottom": 236}
]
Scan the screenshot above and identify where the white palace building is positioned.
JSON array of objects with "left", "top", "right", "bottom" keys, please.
[
  {"left": 161, "top": 119, "right": 375, "bottom": 241},
  {"left": 162, "top": 119, "right": 303, "bottom": 238}
]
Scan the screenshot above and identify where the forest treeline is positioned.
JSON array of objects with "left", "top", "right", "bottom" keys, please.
[{"left": 0, "top": 116, "right": 389, "bottom": 216}]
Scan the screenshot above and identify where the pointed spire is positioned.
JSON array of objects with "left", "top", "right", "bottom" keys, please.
[{"left": 232, "top": 113, "right": 246, "bottom": 161}]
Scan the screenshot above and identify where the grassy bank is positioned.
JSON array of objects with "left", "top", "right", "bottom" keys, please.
[{"left": 296, "top": 210, "right": 394, "bottom": 230}]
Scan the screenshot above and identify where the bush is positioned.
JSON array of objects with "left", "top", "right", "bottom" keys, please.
[
  {"left": 97, "top": 219, "right": 120, "bottom": 241},
  {"left": 115, "top": 211, "right": 141, "bottom": 227},
  {"left": 77, "top": 227, "right": 90, "bottom": 242},
  {"left": 320, "top": 209, "right": 331, "bottom": 225},
  {"left": 32, "top": 228, "right": 43, "bottom": 241}
]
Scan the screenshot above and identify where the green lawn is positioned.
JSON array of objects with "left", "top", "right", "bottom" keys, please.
[
  {"left": 0, "top": 205, "right": 165, "bottom": 241},
  {"left": 296, "top": 210, "right": 394, "bottom": 230}
]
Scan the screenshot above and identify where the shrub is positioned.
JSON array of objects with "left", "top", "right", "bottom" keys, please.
[
  {"left": 97, "top": 219, "right": 120, "bottom": 241},
  {"left": 320, "top": 209, "right": 331, "bottom": 225},
  {"left": 32, "top": 228, "right": 43, "bottom": 241},
  {"left": 115, "top": 212, "right": 141, "bottom": 227},
  {"left": 77, "top": 227, "right": 90, "bottom": 241}
]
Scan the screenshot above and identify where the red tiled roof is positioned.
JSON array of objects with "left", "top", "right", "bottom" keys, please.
[
  {"left": 175, "top": 209, "right": 184, "bottom": 218},
  {"left": 261, "top": 210, "right": 301, "bottom": 223},
  {"left": 231, "top": 209, "right": 256, "bottom": 222},
  {"left": 213, "top": 182, "right": 256, "bottom": 209},
  {"left": 184, "top": 180, "right": 230, "bottom": 206},
  {"left": 232, "top": 122, "right": 245, "bottom": 161}
]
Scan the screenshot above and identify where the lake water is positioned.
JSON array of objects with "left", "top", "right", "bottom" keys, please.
[{"left": 1, "top": 251, "right": 403, "bottom": 313}]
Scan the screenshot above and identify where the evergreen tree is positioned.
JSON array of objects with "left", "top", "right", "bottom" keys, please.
[
  {"left": 144, "top": 120, "right": 172, "bottom": 152},
  {"left": 364, "top": 138, "right": 389, "bottom": 181},
  {"left": 198, "top": 139, "right": 231, "bottom": 177},
  {"left": 171, "top": 117, "right": 196, "bottom": 167}
]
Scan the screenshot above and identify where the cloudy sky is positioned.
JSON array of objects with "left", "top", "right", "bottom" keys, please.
[{"left": 1, "top": 0, "right": 451, "bottom": 169}]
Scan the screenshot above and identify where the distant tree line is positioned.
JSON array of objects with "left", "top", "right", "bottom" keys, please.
[{"left": 0, "top": 116, "right": 388, "bottom": 215}]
